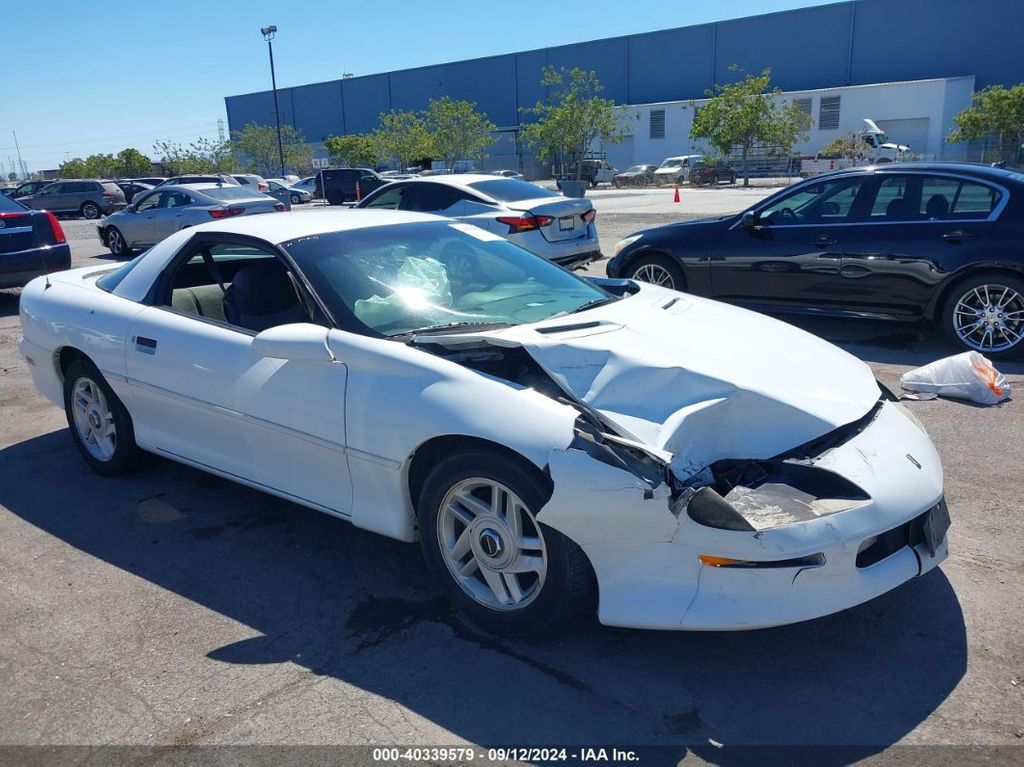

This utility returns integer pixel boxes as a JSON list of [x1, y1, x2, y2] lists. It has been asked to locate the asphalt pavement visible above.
[[0, 187, 1021, 755]]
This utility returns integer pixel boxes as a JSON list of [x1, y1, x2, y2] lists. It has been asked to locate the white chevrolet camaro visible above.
[[18, 210, 950, 635]]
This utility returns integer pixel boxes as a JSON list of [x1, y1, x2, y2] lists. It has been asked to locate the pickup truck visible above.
[[555, 159, 618, 189]]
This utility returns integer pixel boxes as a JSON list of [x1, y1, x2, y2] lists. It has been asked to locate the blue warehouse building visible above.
[[225, 0, 1024, 174]]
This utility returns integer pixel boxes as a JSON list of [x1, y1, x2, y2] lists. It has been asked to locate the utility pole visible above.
[[12, 132, 26, 180], [260, 25, 286, 178], [217, 119, 226, 144]]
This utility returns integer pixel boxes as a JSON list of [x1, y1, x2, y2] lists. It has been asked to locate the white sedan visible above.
[[18, 211, 949, 635]]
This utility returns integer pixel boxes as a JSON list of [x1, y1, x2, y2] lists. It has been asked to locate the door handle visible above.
[[134, 336, 157, 355], [942, 230, 975, 242], [814, 235, 838, 248]]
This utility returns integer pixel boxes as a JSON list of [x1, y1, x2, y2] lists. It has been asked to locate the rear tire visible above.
[[417, 448, 594, 636], [80, 201, 101, 220], [940, 272, 1024, 359], [624, 252, 686, 291], [63, 358, 140, 476]]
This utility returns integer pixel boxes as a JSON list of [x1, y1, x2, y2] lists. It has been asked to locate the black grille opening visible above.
[[856, 505, 936, 568]]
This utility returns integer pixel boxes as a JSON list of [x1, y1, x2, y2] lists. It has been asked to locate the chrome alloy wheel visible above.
[[70, 377, 117, 461], [633, 263, 675, 288], [953, 283, 1024, 352], [437, 478, 548, 611]]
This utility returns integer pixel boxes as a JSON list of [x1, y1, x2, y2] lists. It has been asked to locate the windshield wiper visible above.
[[570, 295, 620, 314], [401, 321, 512, 340]]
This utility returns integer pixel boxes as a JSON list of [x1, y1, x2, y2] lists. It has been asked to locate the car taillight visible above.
[[274, 202, 285, 211], [102, 192, 116, 199], [259, 182, 269, 192], [581, 209, 596, 224], [209, 207, 245, 219], [495, 214, 553, 234], [45, 211, 66, 244]]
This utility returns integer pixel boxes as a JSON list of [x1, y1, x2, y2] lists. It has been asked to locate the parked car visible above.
[[653, 155, 703, 185], [18, 209, 950, 635], [265, 178, 312, 205], [611, 164, 657, 188], [320, 168, 392, 204], [127, 177, 168, 187], [356, 174, 600, 269], [490, 169, 525, 179], [556, 159, 618, 189], [4, 180, 56, 200], [690, 159, 737, 187], [232, 174, 270, 193], [0, 193, 70, 288], [114, 181, 154, 204], [156, 175, 240, 188], [21, 180, 127, 220], [609, 162, 1024, 357], [97, 183, 285, 257]]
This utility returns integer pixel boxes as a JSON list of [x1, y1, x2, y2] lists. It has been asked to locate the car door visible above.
[[837, 172, 1001, 319], [32, 182, 69, 212], [710, 174, 872, 312], [125, 234, 353, 515], [158, 190, 197, 238], [126, 190, 165, 246]]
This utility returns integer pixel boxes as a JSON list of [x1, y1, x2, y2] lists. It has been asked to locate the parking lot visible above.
[[1, 184, 1022, 754]]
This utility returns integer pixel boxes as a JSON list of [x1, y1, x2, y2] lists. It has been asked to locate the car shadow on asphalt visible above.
[[0, 430, 967, 758]]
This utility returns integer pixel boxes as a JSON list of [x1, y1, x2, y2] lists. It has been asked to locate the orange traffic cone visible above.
[[673, 183, 680, 203], [355, 180, 362, 201]]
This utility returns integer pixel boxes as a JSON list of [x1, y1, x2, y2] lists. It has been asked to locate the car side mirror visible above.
[[741, 210, 759, 229], [251, 323, 335, 362]]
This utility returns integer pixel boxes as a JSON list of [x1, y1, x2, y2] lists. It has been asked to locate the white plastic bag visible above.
[[900, 351, 1010, 405]]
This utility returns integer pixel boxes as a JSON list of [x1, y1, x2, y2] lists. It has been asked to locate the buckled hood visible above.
[[420, 284, 881, 479]]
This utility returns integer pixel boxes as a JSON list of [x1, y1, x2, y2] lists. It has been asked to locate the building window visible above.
[[794, 98, 812, 118], [650, 109, 666, 140], [819, 96, 841, 130]]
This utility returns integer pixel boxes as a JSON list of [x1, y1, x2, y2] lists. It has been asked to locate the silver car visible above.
[[265, 178, 312, 204], [97, 184, 285, 257], [355, 175, 601, 268]]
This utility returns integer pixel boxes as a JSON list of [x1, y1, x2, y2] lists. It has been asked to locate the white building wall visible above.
[[602, 76, 976, 167]]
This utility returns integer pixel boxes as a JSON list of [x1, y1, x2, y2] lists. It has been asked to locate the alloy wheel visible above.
[[82, 203, 100, 219], [952, 283, 1024, 353], [436, 478, 547, 611], [108, 229, 125, 256], [70, 377, 117, 461], [632, 263, 675, 288]]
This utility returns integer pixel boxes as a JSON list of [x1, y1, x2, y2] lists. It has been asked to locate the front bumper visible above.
[[538, 401, 948, 630]]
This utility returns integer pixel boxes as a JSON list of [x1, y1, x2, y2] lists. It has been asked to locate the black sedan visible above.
[[608, 162, 1024, 358], [0, 193, 71, 289]]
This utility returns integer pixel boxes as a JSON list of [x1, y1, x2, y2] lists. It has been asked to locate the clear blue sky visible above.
[[2, 0, 837, 173]]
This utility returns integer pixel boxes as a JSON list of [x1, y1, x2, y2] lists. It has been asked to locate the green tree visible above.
[[520, 66, 625, 180], [58, 158, 87, 178], [690, 67, 811, 187], [947, 83, 1024, 164], [373, 110, 434, 170], [153, 138, 229, 175], [424, 97, 497, 171], [819, 131, 866, 160], [115, 147, 153, 177], [231, 123, 313, 177], [323, 133, 379, 168]]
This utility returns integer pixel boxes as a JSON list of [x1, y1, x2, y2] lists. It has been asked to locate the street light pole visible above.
[[261, 25, 286, 178]]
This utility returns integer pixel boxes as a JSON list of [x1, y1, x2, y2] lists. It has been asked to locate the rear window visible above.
[[0, 194, 28, 213], [203, 187, 264, 201], [467, 179, 558, 202], [97, 255, 143, 293]]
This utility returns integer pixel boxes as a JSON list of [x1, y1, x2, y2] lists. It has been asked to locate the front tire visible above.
[[418, 449, 593, 636], [624, 252, 686, 291], [106, 226, 129, 257], [81, 201, 101, 220], [291, 193, 301, 204], [63, 359, 140, 476], [941, 273, 1024, 359]]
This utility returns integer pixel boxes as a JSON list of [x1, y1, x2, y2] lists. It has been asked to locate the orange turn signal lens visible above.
[[699, 555, 744, 567]]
